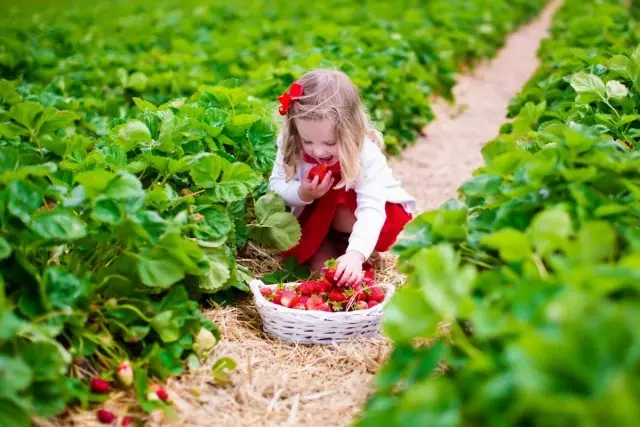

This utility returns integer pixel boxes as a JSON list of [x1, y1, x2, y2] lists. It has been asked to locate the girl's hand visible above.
[[335, 251, 365, 287], [299, 168, 334, 202]]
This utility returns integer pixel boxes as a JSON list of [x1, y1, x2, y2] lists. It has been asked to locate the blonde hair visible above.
[[279, 68, 375, 189]]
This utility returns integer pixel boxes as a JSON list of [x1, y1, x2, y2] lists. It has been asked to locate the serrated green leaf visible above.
[[605, 80, 628, 100], [570, 73, 605, 99]]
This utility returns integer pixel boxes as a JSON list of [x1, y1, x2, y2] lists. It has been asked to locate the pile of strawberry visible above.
[[259, 260, 386, 312]]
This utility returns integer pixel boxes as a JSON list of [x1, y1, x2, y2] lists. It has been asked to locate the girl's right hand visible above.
[[299, 169, 334, 202]]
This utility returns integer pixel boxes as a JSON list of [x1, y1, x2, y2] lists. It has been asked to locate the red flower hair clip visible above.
[[277, 82, 304, 116]]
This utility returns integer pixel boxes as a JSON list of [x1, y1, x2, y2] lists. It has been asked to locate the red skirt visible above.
[[283, 188, 412, 265]]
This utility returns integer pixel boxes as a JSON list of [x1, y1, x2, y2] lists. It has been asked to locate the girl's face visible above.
[[295, 118, 339, 165]]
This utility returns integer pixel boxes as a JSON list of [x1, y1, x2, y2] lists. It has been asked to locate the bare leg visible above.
[[309, 238, 340, 272], [331, 205, 356, 233]]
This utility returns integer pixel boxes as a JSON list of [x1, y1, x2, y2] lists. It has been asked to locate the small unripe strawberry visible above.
[[116, 360, 133, 386]]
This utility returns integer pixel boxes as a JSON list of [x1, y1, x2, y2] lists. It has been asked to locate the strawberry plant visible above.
[[360, 1, 640, 425], [0, 0, 547, 153]]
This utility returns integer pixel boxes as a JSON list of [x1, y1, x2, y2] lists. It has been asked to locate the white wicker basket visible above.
[[249, 279, 395, 344]]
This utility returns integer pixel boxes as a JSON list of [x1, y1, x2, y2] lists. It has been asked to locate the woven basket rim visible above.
[[249, 279, 395, 316]]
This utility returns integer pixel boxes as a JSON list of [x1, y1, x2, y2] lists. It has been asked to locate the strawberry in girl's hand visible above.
[[322, 259, 338, 284], [367, 287, 385, 303], [280, 290, 299, 308], [91, 378, 110, 394], [367, 300, 379, 309], [309, 163, 329, 181]]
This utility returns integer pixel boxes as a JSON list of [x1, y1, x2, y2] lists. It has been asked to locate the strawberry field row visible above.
[[360, 0, 640, 425]]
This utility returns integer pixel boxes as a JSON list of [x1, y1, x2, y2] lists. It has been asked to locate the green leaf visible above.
[[570, 73, 605, 99], [412, 244, 477, 319], [37, 107, 78, 134], [0, 163, 57, 185], [74, 170, 115, 198], [0, 399, 31, 427], [6, 180, 42, 223], [247, 119, 277, 172], [608, 55, 634, 80], [384, 287, 438, 343], [128, 72, 148, 91], [133, 97, 157, 112], [0, 355, 33, 396], [29, 210, 87, 241], [528, 209, 573, 255], [459, 174, 501, 198], [197, 246, 232, 292], [150, 311, 181, 343], [9, 101, 43, 130], [249, 193, 301, 250], [189, 153, 225, 188], [115, 120, 151, 151], [44, 268, 86, 310], [137, 250, 186, 288], [211, 357, 236, 383], [605, 80, 628, 100], [229, 114, 258, 127], [482, 228, 532, 262], [19, 341, 69, 382], [575, 221, 616, 263], [206, 162, 262, 203], [0, 237, 12, 261]]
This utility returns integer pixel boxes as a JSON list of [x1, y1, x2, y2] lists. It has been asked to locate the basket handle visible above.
[[249, 279, 265, 297]]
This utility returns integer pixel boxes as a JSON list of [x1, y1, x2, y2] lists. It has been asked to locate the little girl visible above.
[[268, 69, 416, 287]]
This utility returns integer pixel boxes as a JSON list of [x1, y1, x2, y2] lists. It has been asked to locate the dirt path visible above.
[[55, 2, 561, 427], [391, 0, 561, 211]]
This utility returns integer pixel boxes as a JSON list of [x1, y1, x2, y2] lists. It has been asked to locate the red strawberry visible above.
[[328, 289, 347, 303], [317, 303, 333, 312], [298, 296, 310, 306], [155, 386, 169, 401], [315, 279, 333, 294], [91, 378, 110, 394], [294, 303, 307, 310], [305, 295, 326, 311], [97, 409, 116, 424], [362, 277, 375, 288], [351, 284, 367, 302], [260, 287, 272, 298], [368, 287, 385, 303], [280, 290, 299, 308], [353, 301, 369, 310], [296, 282, 316, 296], [273, 288, 285, 305], [322, 259, 338, 284], [309, 163, 329, 181], [363, 261, 375, 279], [367, 300, 379, 309], [121, 417, 133, 426]]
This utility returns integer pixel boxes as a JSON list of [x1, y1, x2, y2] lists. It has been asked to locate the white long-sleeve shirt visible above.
[[268, 133, 416, 260]]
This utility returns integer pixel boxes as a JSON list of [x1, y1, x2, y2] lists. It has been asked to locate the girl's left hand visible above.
[[335, 251, 365, 287]]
